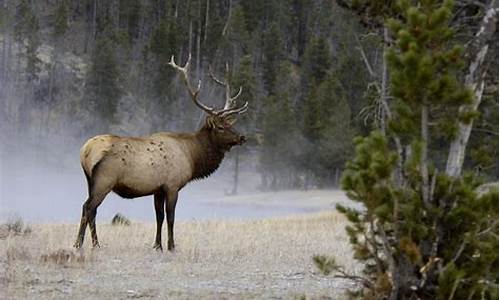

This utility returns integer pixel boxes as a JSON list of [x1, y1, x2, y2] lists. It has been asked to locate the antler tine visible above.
[[208, 66, 225, 86], [168, 53, 191, 72], [209, 63, 244, 112], [208, 65, 233, 110], [222, 63, 232, 110], [169, 54, 215, 115], [231, 86, 242, 101], [219, 101, 248, 118]]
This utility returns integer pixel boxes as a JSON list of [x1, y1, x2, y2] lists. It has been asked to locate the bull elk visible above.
[[74, 54, 247, 251]]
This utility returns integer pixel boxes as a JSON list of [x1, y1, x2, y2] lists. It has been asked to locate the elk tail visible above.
[[82, 163, 92, 197]]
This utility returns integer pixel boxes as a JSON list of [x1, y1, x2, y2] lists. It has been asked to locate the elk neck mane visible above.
[[189, 127, 226, 181]]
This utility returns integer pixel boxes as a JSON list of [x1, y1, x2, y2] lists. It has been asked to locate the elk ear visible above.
[[205, 116, 218, 129]]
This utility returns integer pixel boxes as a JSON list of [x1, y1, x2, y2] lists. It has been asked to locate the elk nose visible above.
[[239, 135, 247, 144]]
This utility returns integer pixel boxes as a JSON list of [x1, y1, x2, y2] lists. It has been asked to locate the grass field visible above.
[[0, 210, 358, 299]]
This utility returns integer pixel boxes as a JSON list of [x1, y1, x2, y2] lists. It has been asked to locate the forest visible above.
[[0, 0, 497, 190], [1, 0, 499, 299]]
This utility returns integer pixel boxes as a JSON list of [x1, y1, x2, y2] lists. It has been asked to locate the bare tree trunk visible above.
[[445, 0, 498, 178], [204, 0, 210, 42], [222, 0, 232, 36], [175, 0, 179, 19], [379, 28, 389, 135], [1, 0, 7, 82], [92, 0, 97, 39], [196, 0, 202, 80], [333, 168, 340, 188], [231, 148, 240, 195], [356, 30, 405, 185], [421, 105, 430, 205]]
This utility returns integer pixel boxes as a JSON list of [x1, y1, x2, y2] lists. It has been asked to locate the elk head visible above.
[[169, 54, 248, 151]]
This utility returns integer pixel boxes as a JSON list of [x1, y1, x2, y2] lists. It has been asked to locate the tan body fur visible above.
[[81, 133, 199, 198]]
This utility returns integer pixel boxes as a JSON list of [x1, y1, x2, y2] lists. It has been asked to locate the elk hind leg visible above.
[[75, 166, 113, 249], [87, 193, 107, 248], [74, 197, 91, 249]]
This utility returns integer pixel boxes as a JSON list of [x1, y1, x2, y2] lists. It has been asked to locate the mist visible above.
[[0, 0, 368, 224], [1, 130, 314, 223]]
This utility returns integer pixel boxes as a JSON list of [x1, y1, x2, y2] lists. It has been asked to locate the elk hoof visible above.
[[167, 244, 175, 252], [153, 243, 163, 252], [92, 242, 101, 249], [74, 240, 83, 249]]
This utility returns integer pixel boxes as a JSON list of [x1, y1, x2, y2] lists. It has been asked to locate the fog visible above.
[[0, 140, 314, 223], [0, 0, 350, 224]]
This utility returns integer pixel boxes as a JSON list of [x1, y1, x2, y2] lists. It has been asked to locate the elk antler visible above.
[[169, 54, 216, 115], [170, 54, 248, 118], [208, 63, 247, 118]]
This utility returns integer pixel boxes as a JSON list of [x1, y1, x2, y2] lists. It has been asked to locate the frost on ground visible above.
[[0, 210, 360, 299]]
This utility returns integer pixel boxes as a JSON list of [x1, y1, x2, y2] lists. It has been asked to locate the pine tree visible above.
[[302, 36, 331, 88], [222, 4, 253, 59], [303, 72, 352, 186], [232, 55, 258, 130], [227, 54, 258, 194], [260, 61, 301, 190], [240, 0, 267, 33], [14, 0, 41, 82], [84, 37, 122, 131], [53, 0, 69, 40], [149, 14, 179, 100], [262, 22, 285, 95], [118, 0, 141, 41], [314, 1, 499, 299]]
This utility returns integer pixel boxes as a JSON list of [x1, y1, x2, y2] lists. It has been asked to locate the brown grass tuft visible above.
[[0, 218, 31, 239], [111, 213, 131, 226], [40, 249, 85, 265], [6, 246, 31, 261]]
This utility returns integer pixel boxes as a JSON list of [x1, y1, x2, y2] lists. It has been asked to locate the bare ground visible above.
[[0, 211, 359, 299]]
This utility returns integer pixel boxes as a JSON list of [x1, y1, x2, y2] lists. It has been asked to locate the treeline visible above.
[[0, 0, 496, 188]]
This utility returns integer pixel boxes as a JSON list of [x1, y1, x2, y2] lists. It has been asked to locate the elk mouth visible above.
[[226, 136, 246, 149]]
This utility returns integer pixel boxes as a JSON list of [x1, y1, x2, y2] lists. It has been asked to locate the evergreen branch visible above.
[[448, 277, 462, 300], [334, 0, 353, 10], [419, 256, 442, 288], [332, 270, 374, 288], [455, 0, 488, 10], [471, 127, 499, 136], [441, 240, 467, 273], [477, 223, 498, 238]]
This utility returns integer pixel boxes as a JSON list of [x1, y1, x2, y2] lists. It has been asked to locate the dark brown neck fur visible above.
[[189, 127, 226, 181]]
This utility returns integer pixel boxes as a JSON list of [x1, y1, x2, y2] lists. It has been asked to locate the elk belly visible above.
[[111, 156, 166, 199]]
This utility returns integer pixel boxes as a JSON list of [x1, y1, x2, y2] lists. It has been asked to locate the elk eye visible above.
[[217, 126, 225, 131]]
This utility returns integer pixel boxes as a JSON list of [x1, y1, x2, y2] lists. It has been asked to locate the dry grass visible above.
[[0, 211, 359, 299], [0, 218, 32, 239]]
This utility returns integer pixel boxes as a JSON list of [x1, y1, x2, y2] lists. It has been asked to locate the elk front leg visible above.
[[153, 191, 165, 251], [166, 190, 178, 251]]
